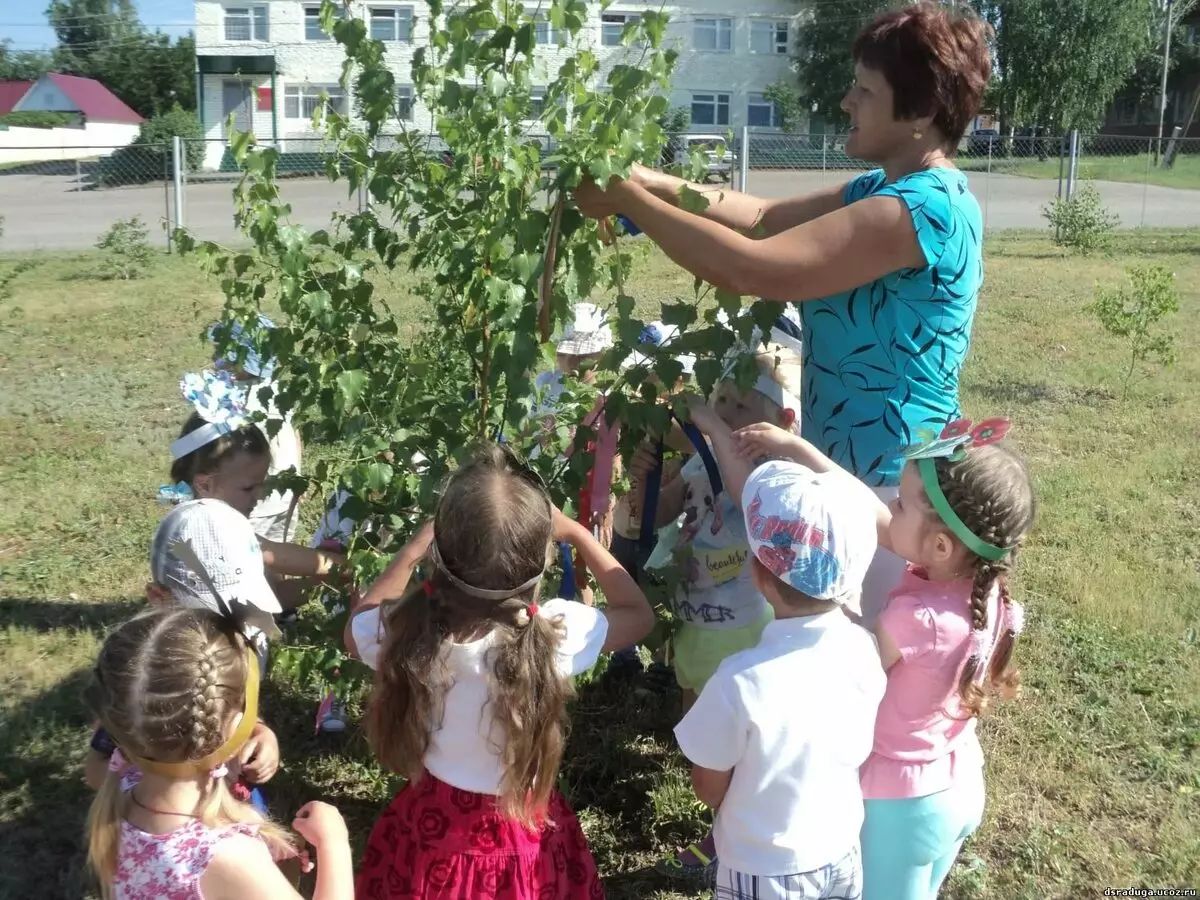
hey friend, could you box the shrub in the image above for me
[97,105,204,187]
[1042,181,1120,255]
[0,111,77,129]
[1088,264,1181,399]
[95,216,154,279]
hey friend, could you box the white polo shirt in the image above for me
[351,597,609,794]
[674,610,885,875]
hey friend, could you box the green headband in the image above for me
[917,457,1010,562]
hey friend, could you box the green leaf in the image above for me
[336,369,368,409]
[365,461,394,492]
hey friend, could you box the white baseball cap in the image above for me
[150,499,282,622]
[741,461,878,604]
[555,302,613,356]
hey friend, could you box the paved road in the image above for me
[1,167,1197,254]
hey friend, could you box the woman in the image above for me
[575,1,992,629]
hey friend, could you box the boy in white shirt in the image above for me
[675,398,886,899]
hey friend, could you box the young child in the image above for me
[209,314,303,543]
[735,418,1035,900]
[165,369,343,593]
[85,499,285,798]
[673,396,886,899]
[345,443,655,898]
[85,606,352,900]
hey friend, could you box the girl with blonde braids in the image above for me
[86,607,353,900]
[734,417,1035,900]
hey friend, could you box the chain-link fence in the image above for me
[0,144,178,253]
[2,130,1198,253]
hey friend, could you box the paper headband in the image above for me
[169,370,252,461]
[901,417,1013,561]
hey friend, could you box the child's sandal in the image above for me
[654,841,714,881]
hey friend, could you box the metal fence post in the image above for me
[982,138,992,232]
[163,145,172,252]
[1141,137,1151,228]
[739,125,750,193]
[1066,129,1080,201]
[172,136,185,238]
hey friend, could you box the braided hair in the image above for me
[85,608,294,895]
[931,442,1036,717]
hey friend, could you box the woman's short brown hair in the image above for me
[853,2,992,147]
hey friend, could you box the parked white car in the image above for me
[673,134,732,182]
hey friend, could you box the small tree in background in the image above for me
[763,81,805,132]
[96,216,154,279]
[1088,264,1181,399]
[1042,182,1119,255]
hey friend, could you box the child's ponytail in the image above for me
[86,764,129,897]
[490,598,571,827]
[931,443,1036,719]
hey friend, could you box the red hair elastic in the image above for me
[527,603,539,617]
[422,580,435,597]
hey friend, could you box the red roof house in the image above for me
[8,73,143,124]
[0,81,33,116]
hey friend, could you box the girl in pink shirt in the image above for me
[734,417,1036,900]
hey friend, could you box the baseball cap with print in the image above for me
[741,460,878,605]
[150,498,282,620]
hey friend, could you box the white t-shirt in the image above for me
[351,597,608,794]
[668,453,769,629]
[311,489,355,549]
[245,380,300,520]
[674,610,886,875]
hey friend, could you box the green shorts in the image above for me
[673,608,774,693]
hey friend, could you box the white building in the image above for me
[193,1,805,169]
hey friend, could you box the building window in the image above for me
[691,91,730,127]
[285,84,349,119]
[529,87,547,119]
[747,93,782,128]
[602,13,635,47]
[304,5,332,40]
[1112,96,1138,127]
[224,5,268,41]
[1186,24,1198,45]
[694,17,733,52]
[395,85,414,120]
[750,19,789,55]
[370,6,414,41]
[534,16,562,46]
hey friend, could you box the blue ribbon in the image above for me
[617,215,642,237]
[638,441,665,552]
[558,541,576,598]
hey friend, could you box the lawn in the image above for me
[959,152,1200,192]
[1,233,1198,900]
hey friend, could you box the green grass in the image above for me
[960,153,1200,191]
[2,235,1200,899]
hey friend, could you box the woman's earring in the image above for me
[913,129,924,141]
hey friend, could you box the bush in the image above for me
[97,105,204,187]
[0,111,77,129]
[95,216,154,279]
[1042,182,1120,254]
[1088,264,1180,398]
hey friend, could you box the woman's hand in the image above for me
[732,422,804,462]
[238,721,281,785]
[574,174,635,220]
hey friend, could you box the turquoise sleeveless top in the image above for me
[798,167,983,486]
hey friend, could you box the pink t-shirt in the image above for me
[859,566,1001,800]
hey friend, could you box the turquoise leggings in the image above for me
[860,769,985,900]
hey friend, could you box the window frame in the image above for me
[747,92,782,128]
[690,90,731,127]
[750,18,789,55]
[223,4,268,41]
[284,84,349,120]
[304,5,333,41]
[601,12,636,47]
[369,6,415,42]
[693,17,733,53]
[534,15,562,46]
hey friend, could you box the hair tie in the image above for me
[209,763,229,781]
[108,748,127,774]
[422,580,435,597]
[528,603,539,618]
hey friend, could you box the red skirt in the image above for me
[355,774,605,900]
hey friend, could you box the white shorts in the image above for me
[714,845,862,900]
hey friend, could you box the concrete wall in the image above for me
[0,122,139,165]
[194,0,807,166]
